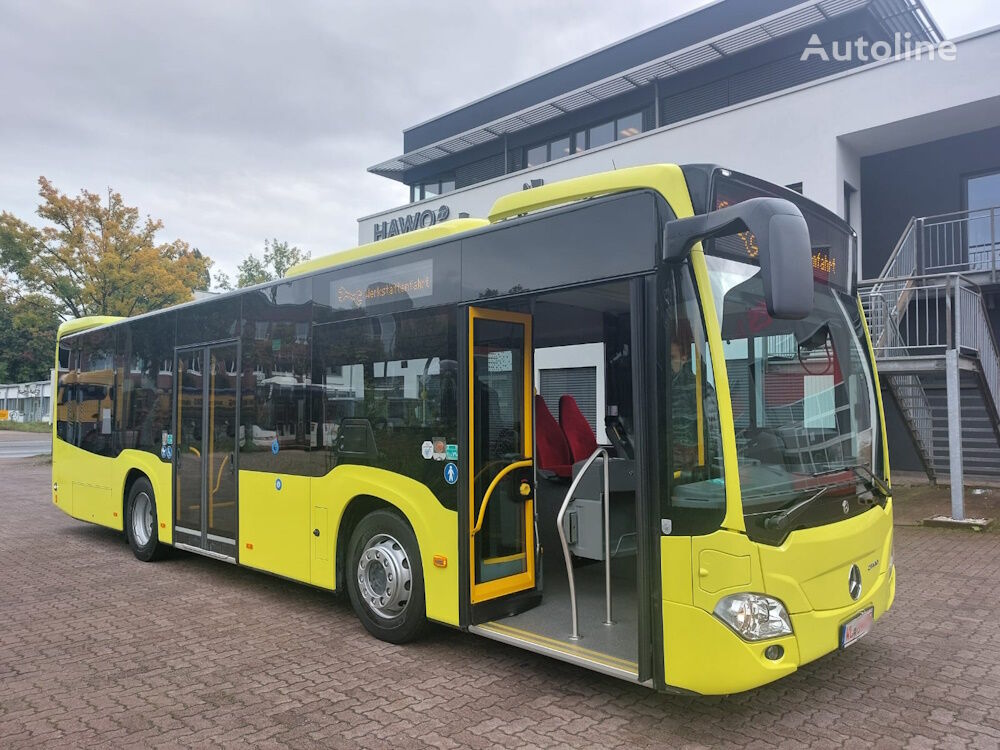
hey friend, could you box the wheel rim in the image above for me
[132,492,153,547]
[357,533,412,619]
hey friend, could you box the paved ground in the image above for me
[2,458,999,749]
[0,430,51,459]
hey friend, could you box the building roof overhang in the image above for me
[368,0,941,183]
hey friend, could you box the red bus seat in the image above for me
[534,395,573,478]
[559,395,598,463]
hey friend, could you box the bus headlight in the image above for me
[714,593,792,641]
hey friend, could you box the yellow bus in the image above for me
[52,164,893,694]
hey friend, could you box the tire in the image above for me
[346,509,427,644]
[125,477,167,562]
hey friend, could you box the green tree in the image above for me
[234,238,310,288]
[0,290,62,382]
[0,177,212,318]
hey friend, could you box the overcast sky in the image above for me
[2,0,997,283]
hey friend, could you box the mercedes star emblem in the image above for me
[842,499,850,515]
[848,564,863,601]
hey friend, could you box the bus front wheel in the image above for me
[125,477,167,562]
[346,509,427,644]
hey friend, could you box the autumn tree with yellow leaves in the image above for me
[0,177,212,319]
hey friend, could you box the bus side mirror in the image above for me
[662,197,814,320]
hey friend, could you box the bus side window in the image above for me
[663,266,726,536]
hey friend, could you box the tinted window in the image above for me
[56,340,76,445]
[526,144,547,168]
[661,266,725,536]
[76,328,117,457]
[122,314,175,458]
[616,111,642,139]
[588,121,614,149]
[176,295,240,346]
[550,137,570,160]
[312,308,458,508]
[240,279,314,475]
[461,192,661,301]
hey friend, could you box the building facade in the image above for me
[0,377,53,423]
[360,0,1000,482]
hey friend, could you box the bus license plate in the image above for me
[840,607,874,649]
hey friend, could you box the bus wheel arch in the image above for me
[338,496,427,643]
[122,468,148,528]
[124,473,168,562]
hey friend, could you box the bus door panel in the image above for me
[468,308,535,604]
[173,341,239,559]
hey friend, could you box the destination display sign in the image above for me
[330,259,434,310]
[708,173,853,293]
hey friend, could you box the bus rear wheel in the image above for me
[346,509,427,644]
[125,477,167,562]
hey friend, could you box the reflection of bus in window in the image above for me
[51,164,892,696]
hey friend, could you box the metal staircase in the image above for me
[859,207,1000,494]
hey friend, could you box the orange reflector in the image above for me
[160,522,166,529]
[113,511,118,517]
[433,554,447,568]
[246,542,254,550]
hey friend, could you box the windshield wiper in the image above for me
[763,486,831,531]
[813,464,890,499]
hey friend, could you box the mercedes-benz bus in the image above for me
[51,164,894,694]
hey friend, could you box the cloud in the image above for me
[1,0,995,280]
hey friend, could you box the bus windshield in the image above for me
[703,253,881,544]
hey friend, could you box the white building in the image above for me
[360,0,1000,481]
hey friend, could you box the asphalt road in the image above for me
[2,457,999,748]
[0,430,51,458]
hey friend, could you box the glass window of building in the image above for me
[616,111,642,139]
[574,130,587,153]
[440,178,455,194]
[966,170,1000,211]
[550,137,571,160]
[526,144,547,168]
[588,120,614,149]
[423,181,439,198]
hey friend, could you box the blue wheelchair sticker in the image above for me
[444,462,458,485]
[271,438,280,455]
[275,477,282,491]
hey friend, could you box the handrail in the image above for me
[555,447,611,640]
[472,459,533,535]
[871,216,916,285]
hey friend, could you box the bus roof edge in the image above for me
[286,218,490,278]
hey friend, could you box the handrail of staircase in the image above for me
[956,276,1000,420]
[866,216,917,288]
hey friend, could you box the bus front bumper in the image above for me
[662,562,895,695]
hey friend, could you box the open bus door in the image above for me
[467,307,536,605]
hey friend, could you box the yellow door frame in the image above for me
[468,307,536,604]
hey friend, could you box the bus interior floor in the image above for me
[488,551,638,669]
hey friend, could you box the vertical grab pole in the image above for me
[555,447,609,640]
[603,449,612,626]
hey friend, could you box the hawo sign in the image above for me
[373,205,450,241]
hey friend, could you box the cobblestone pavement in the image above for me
[2,458,999,749]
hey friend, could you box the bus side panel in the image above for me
[51,442,171,544]
[316,465,460,627]
[239,470,311,583]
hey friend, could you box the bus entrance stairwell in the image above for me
[468,281,645,682]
